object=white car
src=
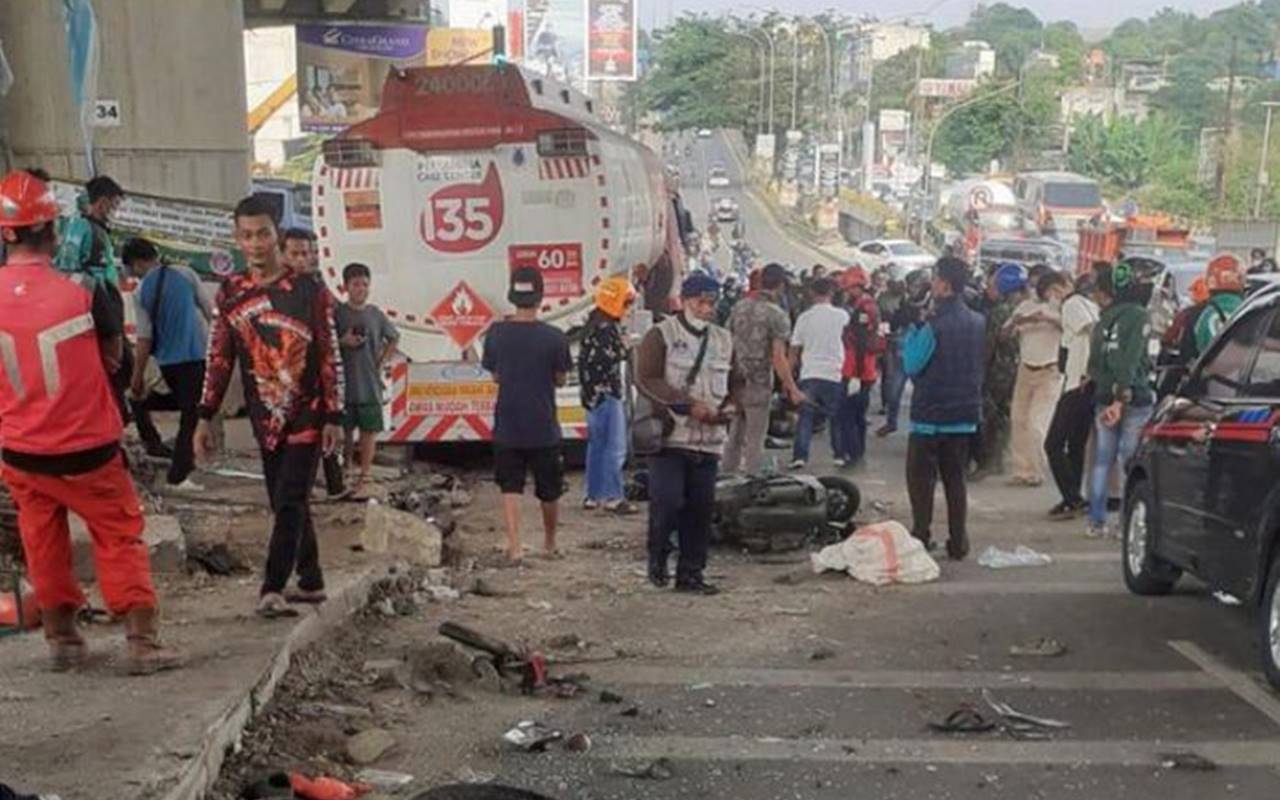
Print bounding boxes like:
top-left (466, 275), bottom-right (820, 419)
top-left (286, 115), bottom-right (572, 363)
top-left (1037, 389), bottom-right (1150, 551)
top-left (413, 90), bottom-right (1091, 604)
top-left (713, 197), bottom-right (739, 223)
top-left (707, 165), bottom-right (731, 188)
top-left (697, 128), bottom-right (713, 138)
top-left (855, 239), bottom-right (935, 280)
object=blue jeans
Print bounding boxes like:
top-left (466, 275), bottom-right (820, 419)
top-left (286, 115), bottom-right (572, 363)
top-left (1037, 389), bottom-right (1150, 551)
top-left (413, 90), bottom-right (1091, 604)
top-left (837, 383), bottom-right (872, 464)
top-left (585, 396), bottom-right (627, 502)
top-left (793, 378), bottom-right (844, 463)
top-left (881, 342), bottom-right (907, 428)
top-left (1087, 404), bottom-right (1152, 525)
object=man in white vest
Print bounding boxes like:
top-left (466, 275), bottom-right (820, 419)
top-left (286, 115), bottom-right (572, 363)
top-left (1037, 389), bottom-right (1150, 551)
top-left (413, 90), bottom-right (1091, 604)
top-left (635, 274), bottom-right (741, 595)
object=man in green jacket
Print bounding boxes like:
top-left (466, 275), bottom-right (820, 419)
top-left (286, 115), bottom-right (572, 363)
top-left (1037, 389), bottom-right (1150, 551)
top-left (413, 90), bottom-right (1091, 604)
top-left (55, 175), bottom-right (125, 286)
top-left (1193, 253), bottom-right (1246, 354)
top-left (1085, 261), bottom-right (1156, 538)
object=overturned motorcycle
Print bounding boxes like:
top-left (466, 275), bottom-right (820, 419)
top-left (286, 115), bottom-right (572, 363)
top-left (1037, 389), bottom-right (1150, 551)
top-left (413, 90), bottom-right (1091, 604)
top-left (627, 470), bottom-right (860, 553)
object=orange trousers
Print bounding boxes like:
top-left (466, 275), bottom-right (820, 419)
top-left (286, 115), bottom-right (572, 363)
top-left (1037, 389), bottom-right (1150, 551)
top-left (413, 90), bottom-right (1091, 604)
top-left (2, 453), bottom-right (157, 614)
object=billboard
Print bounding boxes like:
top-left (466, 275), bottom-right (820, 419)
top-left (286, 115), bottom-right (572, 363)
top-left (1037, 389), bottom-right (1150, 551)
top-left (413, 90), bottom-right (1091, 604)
top-left (524, 0), bottom-right (586, 90)
top-left (586, 0), bottom-right (637, 81)
top-left (427, 28), bottom-right (492, 66)
top-left (296, 24), bottom-right (428, 134)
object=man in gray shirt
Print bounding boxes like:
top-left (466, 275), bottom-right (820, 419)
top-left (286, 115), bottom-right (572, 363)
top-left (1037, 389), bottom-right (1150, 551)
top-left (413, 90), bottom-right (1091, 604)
top-left (335, 262), bottom-right (399, 498)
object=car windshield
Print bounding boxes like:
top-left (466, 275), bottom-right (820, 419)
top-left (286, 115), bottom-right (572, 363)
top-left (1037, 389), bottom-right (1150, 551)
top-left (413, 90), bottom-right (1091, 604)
top-left (1044, 182), bottom-right (1101, 209)
top-left (888, 242), bottom-right (926, 256)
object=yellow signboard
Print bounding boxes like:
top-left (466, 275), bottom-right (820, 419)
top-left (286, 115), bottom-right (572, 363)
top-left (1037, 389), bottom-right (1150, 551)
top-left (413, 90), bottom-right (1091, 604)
top-left (426, 28), bottom-right (491, 67)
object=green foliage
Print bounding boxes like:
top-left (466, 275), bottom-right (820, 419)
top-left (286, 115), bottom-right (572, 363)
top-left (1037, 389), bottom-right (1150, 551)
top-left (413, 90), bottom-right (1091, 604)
top-left (960, 3), bottom-right (1044, 76)
top-left (639, 15), bottom-right (758, 132)
top-left (933, 87), bottom-right (1026, 174)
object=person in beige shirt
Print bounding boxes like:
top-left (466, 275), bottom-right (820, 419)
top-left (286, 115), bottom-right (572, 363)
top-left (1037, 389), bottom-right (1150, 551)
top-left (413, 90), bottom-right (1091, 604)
top-left (1004, 271), bottom-right (1068, 486)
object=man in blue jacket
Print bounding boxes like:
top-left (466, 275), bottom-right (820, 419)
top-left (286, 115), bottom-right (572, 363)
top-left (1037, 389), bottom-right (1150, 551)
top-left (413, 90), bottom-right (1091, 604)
top-left (902, 256), bottom-right (986, 560)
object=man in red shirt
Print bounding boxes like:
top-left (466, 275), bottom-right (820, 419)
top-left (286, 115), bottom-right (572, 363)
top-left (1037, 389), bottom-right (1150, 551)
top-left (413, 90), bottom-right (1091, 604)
top-left (0, 170), bottom-right (182, 674)
top-left (837, 265), bottom-right (883, 468)
top-left (194, 196), bottom-right (342, 618)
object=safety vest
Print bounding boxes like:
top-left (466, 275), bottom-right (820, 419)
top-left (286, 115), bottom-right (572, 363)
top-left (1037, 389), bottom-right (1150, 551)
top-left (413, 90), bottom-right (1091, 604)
top-left (657, 314), bottom-right (733, 455)
top-left (0, 253), bottom-right (122, 455)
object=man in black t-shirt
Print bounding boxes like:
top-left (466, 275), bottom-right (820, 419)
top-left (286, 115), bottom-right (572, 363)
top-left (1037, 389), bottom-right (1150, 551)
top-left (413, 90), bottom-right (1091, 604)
top-left (482, 267), bottom-right (573, 562)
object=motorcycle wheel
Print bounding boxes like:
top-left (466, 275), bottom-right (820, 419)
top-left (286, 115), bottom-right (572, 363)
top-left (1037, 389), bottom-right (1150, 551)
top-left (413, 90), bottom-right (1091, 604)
top-left (818, 476), bottom-right (860, 524)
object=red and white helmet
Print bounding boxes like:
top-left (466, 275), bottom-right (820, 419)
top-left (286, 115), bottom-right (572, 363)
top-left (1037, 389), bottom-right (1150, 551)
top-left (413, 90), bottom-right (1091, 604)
top-left (1206, 252), bottom-right (1245, 293)
top-left (0, 171), bottom-right (59, 230)
top-left (840, 264), bottom-right (869, 291)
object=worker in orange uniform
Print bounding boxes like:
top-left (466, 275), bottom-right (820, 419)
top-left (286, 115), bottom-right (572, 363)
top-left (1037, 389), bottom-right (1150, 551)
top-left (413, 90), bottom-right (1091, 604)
top-left (0, 170), bottom-right (183, 674)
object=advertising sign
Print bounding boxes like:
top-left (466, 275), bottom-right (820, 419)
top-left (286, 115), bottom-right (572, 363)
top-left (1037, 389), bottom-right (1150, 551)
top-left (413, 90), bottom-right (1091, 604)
top-left (524, 0), bottom-right (586, 90)
top-left (296, 23), bottom-right (428, 134)
top-left (878, 109), bottom-right (910, 133)
top-left (586, 0), bottom-right (637, 81)
top-left (508, 242), bottom-right (584, 299)
top-left (916, 78), bottom-right (978, 99)
top-left (426, 28), bottom-right (492, 66)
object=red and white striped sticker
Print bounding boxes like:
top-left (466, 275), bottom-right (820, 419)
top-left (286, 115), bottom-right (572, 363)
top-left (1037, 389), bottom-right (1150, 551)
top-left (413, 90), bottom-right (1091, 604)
top-left (331, 167), bottom-right (381, 190)
top-left (538, 157), bottom-right (590, 180)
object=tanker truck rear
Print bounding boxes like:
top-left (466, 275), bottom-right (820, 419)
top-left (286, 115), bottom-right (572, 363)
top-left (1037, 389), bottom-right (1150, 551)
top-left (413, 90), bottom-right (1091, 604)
top-left (314, 65), bottom-right (684, 444)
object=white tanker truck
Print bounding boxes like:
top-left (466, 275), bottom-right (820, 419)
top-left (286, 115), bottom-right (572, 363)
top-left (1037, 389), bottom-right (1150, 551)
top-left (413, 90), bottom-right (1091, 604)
top-left (314, 65), bottom-right (687, 445)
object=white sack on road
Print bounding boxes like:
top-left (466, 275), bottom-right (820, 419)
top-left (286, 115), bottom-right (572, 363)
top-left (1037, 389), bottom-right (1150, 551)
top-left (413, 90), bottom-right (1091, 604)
top-left (810, 520), bottom-right (940, 585)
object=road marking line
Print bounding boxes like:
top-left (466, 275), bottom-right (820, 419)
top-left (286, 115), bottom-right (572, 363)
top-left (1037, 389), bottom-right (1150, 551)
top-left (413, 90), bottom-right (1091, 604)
top-left (1168, 640), bottom-right (1280, 729)
top-left (1045, 552), bottom-right (1120, 563)
top-left (590, 736), bottom-right (1280, 767)
top-left (583, 665), bottom-right (1220, 691)
top-left (904, 581), bottom-right (1126, 595)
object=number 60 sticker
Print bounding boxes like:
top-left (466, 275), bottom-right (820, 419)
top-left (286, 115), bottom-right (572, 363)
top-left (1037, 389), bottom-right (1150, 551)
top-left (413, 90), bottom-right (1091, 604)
top-left (419, 163), bottom-right (506, 254)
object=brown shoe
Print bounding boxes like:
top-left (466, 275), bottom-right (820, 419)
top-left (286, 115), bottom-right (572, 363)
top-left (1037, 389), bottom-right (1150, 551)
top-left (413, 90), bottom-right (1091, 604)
top-left (124, 607), bottom-right (185, 676)
top-left (43, 604), bottom-right (88, 672)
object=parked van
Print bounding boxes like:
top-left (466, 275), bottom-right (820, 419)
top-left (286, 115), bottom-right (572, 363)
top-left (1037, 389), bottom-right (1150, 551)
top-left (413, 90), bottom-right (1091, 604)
top-left (1013, 171), bottom-right (1103, 239)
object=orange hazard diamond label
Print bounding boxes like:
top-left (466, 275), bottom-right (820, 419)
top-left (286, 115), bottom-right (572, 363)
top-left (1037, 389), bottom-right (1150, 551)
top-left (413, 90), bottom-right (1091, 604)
top-left (430, 281), bottom-right (495, 352)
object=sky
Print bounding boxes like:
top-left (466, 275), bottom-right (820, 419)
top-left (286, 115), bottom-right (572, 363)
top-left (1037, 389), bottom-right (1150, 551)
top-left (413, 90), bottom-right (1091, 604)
top-left (648, 0), bottom-right (1251, 36)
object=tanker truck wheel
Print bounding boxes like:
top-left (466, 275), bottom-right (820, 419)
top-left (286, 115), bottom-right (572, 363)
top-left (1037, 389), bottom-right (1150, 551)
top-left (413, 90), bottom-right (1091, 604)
top-left (818, 476), bottom-right (860, 525)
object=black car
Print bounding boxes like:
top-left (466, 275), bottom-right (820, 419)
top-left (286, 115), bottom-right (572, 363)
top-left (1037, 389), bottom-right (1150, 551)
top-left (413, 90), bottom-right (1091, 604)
top-left (1125, 284), bottom-right (1280, 688)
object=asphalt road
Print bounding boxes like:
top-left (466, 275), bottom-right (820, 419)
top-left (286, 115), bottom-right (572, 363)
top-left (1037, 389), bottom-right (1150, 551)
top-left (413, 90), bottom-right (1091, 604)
top-left (479, 144), bottom-right (1280, 798)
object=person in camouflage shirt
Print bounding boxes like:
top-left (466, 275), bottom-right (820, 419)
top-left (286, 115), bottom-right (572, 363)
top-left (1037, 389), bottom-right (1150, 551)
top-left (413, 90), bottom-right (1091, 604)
top-left (974, 264), bottom-right (1029, 478)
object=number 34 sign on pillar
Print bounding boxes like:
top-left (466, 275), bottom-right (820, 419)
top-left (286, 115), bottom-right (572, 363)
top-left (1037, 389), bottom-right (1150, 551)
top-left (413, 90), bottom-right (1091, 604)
top-left (419, 163), bottom-right (505, 253)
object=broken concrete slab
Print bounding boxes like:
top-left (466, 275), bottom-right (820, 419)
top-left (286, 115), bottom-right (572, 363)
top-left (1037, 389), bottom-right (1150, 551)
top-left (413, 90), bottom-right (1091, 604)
top-left (71, 513), bottom-right (187, 582)
top-left (346, 727), bottom-right (397, 765)
top-left (360, 504), bottom-right (442, 566)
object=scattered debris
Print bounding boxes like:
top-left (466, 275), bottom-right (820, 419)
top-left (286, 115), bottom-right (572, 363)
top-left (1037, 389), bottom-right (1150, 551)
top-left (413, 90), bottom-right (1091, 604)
top-left (418, 787), bottom-right (554, 800)
top-left (345, 728), bottom-right (397, 765)
top-left (545, 633), bottom-right (584, 650)
top-left (976, 545), bottom-right (1053, 569)
top-left (299, 702), bottom-right (373, 720)
top-left (809, 646), bottom-right (837, 661)
top-left (1212, 591), bottom-right (1242, 606)
top-left (452, 767), bottom-right (497, 785)
top-left (502, 721), bottom-right (563, 752)
top-left (1008, 637), bottom-right (1067, 658)
top-left (353, 769), bottom-right (415, 790)
top-left (468, 576), bottom-right (516, 597)
top-left (361, 505), bottom-right (443, 566)
top-left (620, 706), bottom-right (641, 717)
top-left (704, 698), bottom-right (717, 708)
top-left (689, 682), bottom-right (714, 691)
top-left (1159, 751), bottom-right (1218, 771)
top-left (599, 690), bottom-right (625, 704)
top-left (611, 758), bottom-right (674, 780)
top-left (982, 689), bottom-right (1070, 739)
top-left (928, 706), bottom-right (997, 734)
top-left (290, 773), bottom-right (371, 800)
top-left (423, 585), bottom-right (461, 602)
top-left (439, 621), bottom-right (548, 693)
top-left (185, 542), bottom-right (247, 576)
top-left (768, 605), bottom-right (811, 616)
top-left (564, 732), bottom-right (593, 753)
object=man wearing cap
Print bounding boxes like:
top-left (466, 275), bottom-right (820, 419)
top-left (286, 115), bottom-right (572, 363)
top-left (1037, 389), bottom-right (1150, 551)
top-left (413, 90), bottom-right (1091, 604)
top-left (483, 267), bottom-right (573, 562)
top-left (636, 273), bottom-right (741, 595)
top-left (724, 263), bottom-right (806, 475)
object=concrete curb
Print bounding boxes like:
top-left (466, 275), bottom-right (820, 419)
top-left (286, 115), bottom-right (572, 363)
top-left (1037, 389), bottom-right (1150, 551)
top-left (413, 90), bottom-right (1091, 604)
top-left (158, 565), bottom-right (384, 800)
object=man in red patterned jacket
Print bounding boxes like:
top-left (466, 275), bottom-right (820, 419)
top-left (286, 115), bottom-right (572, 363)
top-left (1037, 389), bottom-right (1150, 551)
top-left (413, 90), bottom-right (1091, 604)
top-left (836, 265), bottom-right (883, 468)
top-left (194, 195), bottom-right (342, 618)
top-left (0, 170), bottom-right (182, 674)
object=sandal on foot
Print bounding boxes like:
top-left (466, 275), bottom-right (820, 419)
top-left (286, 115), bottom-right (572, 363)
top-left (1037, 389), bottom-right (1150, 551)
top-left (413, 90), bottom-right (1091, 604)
top-left (255, 593), bottom-right (300, 619)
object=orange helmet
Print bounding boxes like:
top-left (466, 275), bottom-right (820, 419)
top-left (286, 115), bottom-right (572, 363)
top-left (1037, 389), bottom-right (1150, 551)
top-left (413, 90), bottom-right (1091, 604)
top-left (1206, 253), bottom-right (1244, 293)
top-left (594, 276), bottom-right (636, 318)
top-left (0, 171), bottom-right (59, 229)
top-left (840, 265), bottom-right (869, 291)
top-left (1188, 275), bottom-right (1210, 305)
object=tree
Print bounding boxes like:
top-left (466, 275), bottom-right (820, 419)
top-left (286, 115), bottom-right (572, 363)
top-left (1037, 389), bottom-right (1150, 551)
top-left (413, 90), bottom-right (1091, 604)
top-left (960, 3), bottom-right (1043, 76)
top-left (932, 86), bottom-right (1027, 174)
top-left (639, 16), bottom-right (758, 131)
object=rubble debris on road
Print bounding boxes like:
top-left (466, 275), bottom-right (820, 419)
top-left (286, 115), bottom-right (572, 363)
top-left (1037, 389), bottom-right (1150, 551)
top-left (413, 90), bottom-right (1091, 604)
top-left (360, 505), bottom-right (444, 566)
top-left (768, 605), bottom-right (811, 616)
top-left (186, 542), bottom-right (248, 576)
top-left (502, 721), bottom-right (563, 752)
top-left (354, 769), bottom-right (415, 790)
top-left (809, 646), bottom-right (837, 661)
top-left (928, 706), bottom-right (997, 734)
top-left (563, 732), bottom-right (592, 753)
top-left (345, 728), bottom-right (397, 765)
top-left (1158, 752), bottom-right (1218, 771)
top-left (811, 521), bottom-right (940, 585)
top-left (611, 758), bottom-right (674, 781)
top-left (438, 621), bottom-right (551, 693)
top-left (982, 689), bottom-right (1070, 738)
top-left (598, 689), bottom-right (625, 704)
top-left (976, 545), bottom-right (1053, 569)
top-left (1008, 636), bottom-right (1067, 658)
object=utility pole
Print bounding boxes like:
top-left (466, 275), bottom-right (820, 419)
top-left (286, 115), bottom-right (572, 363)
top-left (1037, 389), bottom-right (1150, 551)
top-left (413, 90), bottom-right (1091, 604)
top-left (1254, 101), bottom-right (1280, 218)
top-left (1216, 36), bottom-right (1238, 212)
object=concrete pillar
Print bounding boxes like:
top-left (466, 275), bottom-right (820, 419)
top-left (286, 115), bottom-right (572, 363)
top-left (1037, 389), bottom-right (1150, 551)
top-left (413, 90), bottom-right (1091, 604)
top-left (0, 0), bottom-right (251, 204)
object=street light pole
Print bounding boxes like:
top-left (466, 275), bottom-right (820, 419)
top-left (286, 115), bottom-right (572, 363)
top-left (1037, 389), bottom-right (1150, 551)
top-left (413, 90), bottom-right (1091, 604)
top-left (727, 29), bottom-right (767, 136)
top-left (1255, 101), bottom-right (1280, 219)
top-left (920, 81), bottom-right (1021, 242)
